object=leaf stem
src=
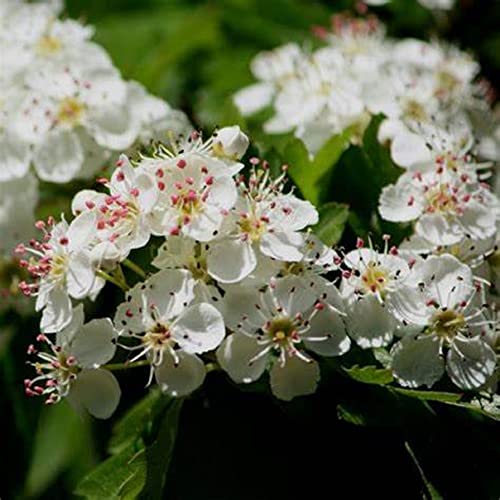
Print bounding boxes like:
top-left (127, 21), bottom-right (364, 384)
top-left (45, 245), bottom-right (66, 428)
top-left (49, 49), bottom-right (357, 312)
top-left (96, 270), bottom-right (129, 292)
top-left (103, 360), bottom-right (150, 371)
top-left (123, 259), bottom-right (148, 279)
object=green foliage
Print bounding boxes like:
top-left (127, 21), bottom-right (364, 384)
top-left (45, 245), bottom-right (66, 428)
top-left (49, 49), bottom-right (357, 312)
top-left (314, 202), bottom-right (350, 246)
top-left (285, 130), bottom-right (353, 205)
top-left (76, 391), bottom-right (183, 499)
top-left (343, 365), bottom-right (394, 385)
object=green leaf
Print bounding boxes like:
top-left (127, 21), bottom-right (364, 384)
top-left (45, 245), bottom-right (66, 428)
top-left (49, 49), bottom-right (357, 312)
top-left (313, 202), bottom-right (350, 246)
top-left (405, 442), bottom-right (444, 500)
top-left (109, 389), bottom-right (167, 455)
top-left (285, 130), bottom-right (352, 205)
top-left (140, 399), bottom-right (183, 499)
top-left (391, 388), bottom-right (463, 404)
top-left (25, 402), bottom-right (96, 498)
top-left (343, 365), bottom-right (394, 385)
top-left (75, 445), bottom-right (147, 500)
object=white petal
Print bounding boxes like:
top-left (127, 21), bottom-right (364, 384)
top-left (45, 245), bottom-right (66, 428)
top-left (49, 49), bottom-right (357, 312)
top-left (34, 130), bottom-right (83, 183)
top-left (67, 252), bottom-right (95, 299)
top-left (68, 368), bottom-right (121, 419)
top-left (56, 304), bottom-right (85, 347)
top-left (272, 275), bottom-right (316, 318)
top-left (390, 131), bottom-right (432, 168)
top-left (40, 287), bottom-right (73, 333)
top-left (446, 336), bottom-right (497, 390)
top-left (173, 303), bottom-right (225, 354)
top-left (260, 231), bottom-right (304, 261)
top-left (304, 305), bottom-right (351, 356)
top-left (386, 285), bottom-right (432, 326)
top-left (70, 318), bottom-right (117, 368)
top-left (67, 208), bottom-right (97, 252)
top-left (415, 213), bottom-right (463, 246)
top-left (216, 333), bottom-right (267, 384)
top-left (207, 239), bottom-right (257, 283)
top-left (155, 350), bottom-right (206, 397)
top-left (268, 196), bottom-right (319, 232)
top-left (183, 204), bottom-right (223, 242)
top-left (379, 183), bottom-right (423, 223)
top-left (233, 82), bottom-right (274, 116)
top-left (0, 131), bottom-right (31, 181)
top-left (390, 334), bottom-right (444, 388)
top-left (270, 355), bottom-right (320, 401)
top-left (346, 295), bottom-right (395, 348)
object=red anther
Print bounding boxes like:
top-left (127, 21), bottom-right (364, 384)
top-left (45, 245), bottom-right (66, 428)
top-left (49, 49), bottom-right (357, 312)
top-left (19, 260), bottom-right (29, 268)
top-left (97, 220), bottom-right (106, 230)
top-left (96, 177), bottom-right (108, 185)
top-left (186, 190), bottom-right (197, 202)
top-left (408, 257), bottom-right (417, 268)
top-left (158, 181), bottom-right (165, 191)
top-left (130, 188), bottom-right (140, 197)
top-left (35, 220), bottom-right (46, 230)
top-left (156, 168), bottom-right (164, 178)
top-left (205, 175), bottom-right (214, 186)
top-left (261, 160), bottom-right (270, 170)
top-left (462, 194), bottom-right (471, 203)
top-left (36, 334), bottom-right (47, 342)
top-left (14, 244), bottom-right (26, 255)
top-left (66, 356), bottom-right (76, 365)
top-left (85, 200), bottom-right (95, 209)
top-left (460, 301), bottom-right (467, 308)
top-left (116, 171), bottom-right (125, 182)
top-left (460, 174), bottom-right (469, 182)
top-left (249, 157), bottom-right (260, 165)
top-left (177, 159), bottom-right (187, 169)
top-left (27, 344), bottom-right (37, 355)
top-left (260, 215), bottom-right (270, 223)
top-left (24, 379), bottom-right (32, 387)
top-left (311, 24), bottom-right (329, 40)
top-left (125, 309), bottom-right (134, 318)
top-left (356, 237), bottom-right (364, 249)
top-left (59, 236), bottom-right (69, 246)
top-left (34, 386), bottom-right (44, 395)
top-left (185, 177), bottom-right (194, 185)
top-left (174, 182), bottom-right (183, 190)
top-left (389, 246), bottom-right (398, 256)
top-left (333, 256), bottom-right (342, 265)
top-left (183, 215), bottom-right (191, 225)
top-left (170, 194), bottom-right (180, 205)
top-left (47, 216), bottom-right (55, 226)
top-left (314, 302), bottom-right (325, 311)
top-left (201, 165), bottom-right (208, 174)
top-left (342, 270), bottom-right (352, 279)
top-left (169, 226), bottom-right (180, 236)
top-left (407, 196), bottom-right (415, 206)
top-left (426, 299), bottom-right (436, 307)
top-left (282, 207), bottom-right (292, 215)
top-left (116, 157), bottom-right (125, 167)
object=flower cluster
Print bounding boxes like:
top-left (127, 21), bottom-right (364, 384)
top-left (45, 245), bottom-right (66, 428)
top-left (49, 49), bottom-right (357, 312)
top-left (233, 13), bottom-right (498, 160)
top-left (0, 0), bottom-right (189, 256)
top-left (19, 124), bottom-right (500, 419)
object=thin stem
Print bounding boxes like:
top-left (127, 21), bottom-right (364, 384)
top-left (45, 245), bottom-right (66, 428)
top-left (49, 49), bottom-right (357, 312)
top-left (123, 259), bottom-right (148, 279)
top-left (96, 269), bottom-right (129, 292)
top-left (103, 360), bottom-right (150, 371)
top-left (206, 362), bottom-right (221, 373)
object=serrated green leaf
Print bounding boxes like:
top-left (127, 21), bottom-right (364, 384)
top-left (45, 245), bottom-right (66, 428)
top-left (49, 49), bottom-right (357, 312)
top-left (343, 365), bottom-right (394, 385)
top-left (140, 399), bottom-right (183, 500)
top-left (391, 387), bottom-right (462, 403)
top-left (286, 130), bottom-right (352, 205)
top-left (75, 445), bottom-right (147, 500)
top-left (314, 202), bottom-right (350, 246)
top-left (109, 389), bottom-right (167, 455)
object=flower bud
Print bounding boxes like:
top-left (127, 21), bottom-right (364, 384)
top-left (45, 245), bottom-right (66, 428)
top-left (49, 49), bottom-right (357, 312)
top-left (213, 126), bottom-right (249, 160)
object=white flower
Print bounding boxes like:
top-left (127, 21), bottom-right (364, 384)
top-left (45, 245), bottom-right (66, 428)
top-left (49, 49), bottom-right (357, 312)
top-left (25, 305), bottom-right (120, 419)
top-left (0, 173), bottom-right (38, 256)
top-left (216, 275), bottom-right (350, 400)
top-left (152, 235), bottom-right (222, 306)
top-left (207, 167), bottom-right (318, 283)
top-left (18, 211), bottom-right (98, 333)
top-left (114, 269), bottom-right (225, 396)
top-left (71, 155), bottom-right (158, 265)
top-left (379, 170), bottom-right (499, 246)
top-left (341, 240), bottom-right (410, 348)
top-left (389, 254), bottom-right (497, 390)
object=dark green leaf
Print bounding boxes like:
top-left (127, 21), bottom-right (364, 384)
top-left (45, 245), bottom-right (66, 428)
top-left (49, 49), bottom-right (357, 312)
top-left (391, 388), bottom-right (462, 404)
top-left (314, 202), bottom-right (350, 246)
top-left (343, 365), bottom-right (394, 385)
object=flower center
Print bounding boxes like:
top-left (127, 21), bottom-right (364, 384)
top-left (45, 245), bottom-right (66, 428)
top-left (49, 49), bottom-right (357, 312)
top-left (361, 261), bottom-right (389, 294)
top-left (403, 99), bottom-right (427, 122)
top-left (143, 323), bottom-right (172, 349)
top-left (57, 97), bottom-right (85, 127)
top-left (424, 184), bottom-right (460, 215)
top-left (431, 309), bottom-right (465, 340)
top-left (49, 253), bottom-right (68, 282)
top-left (36, 35), bottom-right (62, 55)
top-left (436, 71), bottom-right (459, 94)
top-left (267, 316), bottom-right (297, 345)
top-left (239, 213), bottom-right (267, 242)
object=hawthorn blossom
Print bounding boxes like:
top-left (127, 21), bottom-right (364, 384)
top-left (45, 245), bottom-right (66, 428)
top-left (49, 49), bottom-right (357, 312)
top-left (216, 275), bottom-right (350, 400)
top-left (340, 239), bottom-right (410, 348)
top-left (17, 211), bottom-right (98, 333)
top-left (389, 255), bottom-right (497, 390)
top-left (207, 165), bottom-right (319, 283)
top-left (114, 269), bottom-right (225, 396)
top-left (25, 305), bottom-right (120, 418)
top-left (379, 169), bottom-right (499, 246)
